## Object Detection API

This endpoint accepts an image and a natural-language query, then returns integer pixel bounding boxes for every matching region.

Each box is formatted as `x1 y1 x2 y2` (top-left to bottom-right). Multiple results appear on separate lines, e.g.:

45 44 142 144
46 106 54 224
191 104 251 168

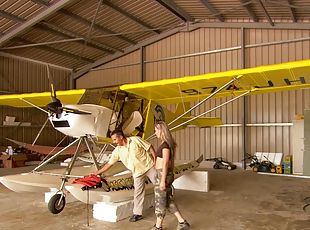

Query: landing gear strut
33 136 100 214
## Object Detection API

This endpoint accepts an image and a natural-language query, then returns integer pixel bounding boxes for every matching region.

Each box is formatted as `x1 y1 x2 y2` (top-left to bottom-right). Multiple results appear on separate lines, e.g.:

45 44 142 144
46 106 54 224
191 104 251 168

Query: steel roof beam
0 10 26 22
37 22 117 54
59 9 136 45
30 0 50 6
101 0 160 34
266 0 296 22
0 0 75 46
286 0 297 22
256 0 274 26
155 0 193 22
73 22 197 79
194 21 310 29
0 51 72 71
240 0 258 22
200 0 224 22
13 37 94 63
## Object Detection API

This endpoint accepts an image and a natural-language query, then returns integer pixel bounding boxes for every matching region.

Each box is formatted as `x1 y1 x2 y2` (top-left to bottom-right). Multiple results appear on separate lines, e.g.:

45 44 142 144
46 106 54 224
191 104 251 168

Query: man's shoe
129 214 143 222
177 220 190 230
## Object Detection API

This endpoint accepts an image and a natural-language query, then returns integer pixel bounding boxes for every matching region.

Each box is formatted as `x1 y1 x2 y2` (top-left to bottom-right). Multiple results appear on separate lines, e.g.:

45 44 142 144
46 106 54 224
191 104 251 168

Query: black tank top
156 141 170 158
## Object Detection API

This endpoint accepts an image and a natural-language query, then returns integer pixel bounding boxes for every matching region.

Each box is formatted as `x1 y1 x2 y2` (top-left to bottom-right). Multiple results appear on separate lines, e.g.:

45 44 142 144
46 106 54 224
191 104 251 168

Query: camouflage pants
154 170 179 219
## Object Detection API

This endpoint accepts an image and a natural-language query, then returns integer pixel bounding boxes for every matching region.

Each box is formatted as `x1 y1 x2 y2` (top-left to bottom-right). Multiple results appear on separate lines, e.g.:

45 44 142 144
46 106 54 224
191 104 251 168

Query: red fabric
72 175 101 187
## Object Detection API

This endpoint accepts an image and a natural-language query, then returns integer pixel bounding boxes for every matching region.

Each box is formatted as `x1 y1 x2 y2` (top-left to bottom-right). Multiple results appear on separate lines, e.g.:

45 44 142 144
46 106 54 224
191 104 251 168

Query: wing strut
170 89 253 132
20 98 49 114
32 137 81 172
169 75 242 127
32 117 50 145
83 135 100 170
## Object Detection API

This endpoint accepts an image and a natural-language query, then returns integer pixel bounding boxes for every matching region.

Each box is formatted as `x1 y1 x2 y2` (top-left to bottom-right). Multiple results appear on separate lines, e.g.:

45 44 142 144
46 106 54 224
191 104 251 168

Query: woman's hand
159 181 166 191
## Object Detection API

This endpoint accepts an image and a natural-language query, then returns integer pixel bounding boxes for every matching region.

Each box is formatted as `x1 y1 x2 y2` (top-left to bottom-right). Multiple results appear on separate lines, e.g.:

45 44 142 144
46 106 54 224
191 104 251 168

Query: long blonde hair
155 121 177 152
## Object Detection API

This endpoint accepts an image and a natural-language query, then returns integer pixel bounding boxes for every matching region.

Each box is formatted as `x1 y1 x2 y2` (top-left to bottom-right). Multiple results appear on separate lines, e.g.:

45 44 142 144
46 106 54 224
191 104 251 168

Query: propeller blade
46 64 59 104
45 65 91 116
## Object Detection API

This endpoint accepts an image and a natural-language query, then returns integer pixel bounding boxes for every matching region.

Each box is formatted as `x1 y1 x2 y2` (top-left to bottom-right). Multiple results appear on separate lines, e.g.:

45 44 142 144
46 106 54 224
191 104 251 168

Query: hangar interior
0 1 310 229
1 0 310 165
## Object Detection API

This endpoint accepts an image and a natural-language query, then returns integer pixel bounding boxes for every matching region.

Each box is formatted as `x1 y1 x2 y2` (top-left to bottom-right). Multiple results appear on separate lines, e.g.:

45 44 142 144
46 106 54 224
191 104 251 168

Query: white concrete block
173 171 209 192
93 193 154 222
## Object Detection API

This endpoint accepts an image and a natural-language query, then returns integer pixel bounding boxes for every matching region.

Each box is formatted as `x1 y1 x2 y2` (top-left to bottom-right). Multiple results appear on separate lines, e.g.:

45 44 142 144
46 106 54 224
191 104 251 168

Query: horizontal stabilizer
96 137 113 144
184 117 223 127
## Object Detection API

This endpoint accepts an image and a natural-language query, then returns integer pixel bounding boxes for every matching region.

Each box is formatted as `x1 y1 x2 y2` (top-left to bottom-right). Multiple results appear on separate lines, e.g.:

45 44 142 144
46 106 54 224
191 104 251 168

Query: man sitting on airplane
93 129 157 222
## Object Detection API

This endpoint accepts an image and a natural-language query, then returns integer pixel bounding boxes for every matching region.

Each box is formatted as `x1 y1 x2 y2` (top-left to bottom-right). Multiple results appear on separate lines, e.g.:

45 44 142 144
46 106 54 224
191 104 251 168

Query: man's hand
90 170 101 176
90 172 106 179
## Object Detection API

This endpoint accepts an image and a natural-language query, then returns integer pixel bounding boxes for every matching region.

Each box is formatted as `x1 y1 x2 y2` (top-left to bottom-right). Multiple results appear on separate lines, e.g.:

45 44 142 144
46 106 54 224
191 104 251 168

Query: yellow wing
0 89 86 107
121 59 310 104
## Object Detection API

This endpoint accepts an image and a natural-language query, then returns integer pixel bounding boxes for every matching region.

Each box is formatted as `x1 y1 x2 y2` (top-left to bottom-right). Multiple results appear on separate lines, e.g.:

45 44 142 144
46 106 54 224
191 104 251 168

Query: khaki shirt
108 136 154 177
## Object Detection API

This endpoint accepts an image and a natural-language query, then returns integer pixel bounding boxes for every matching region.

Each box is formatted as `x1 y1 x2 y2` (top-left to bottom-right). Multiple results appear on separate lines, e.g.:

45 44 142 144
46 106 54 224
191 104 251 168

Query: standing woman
152 121 190 230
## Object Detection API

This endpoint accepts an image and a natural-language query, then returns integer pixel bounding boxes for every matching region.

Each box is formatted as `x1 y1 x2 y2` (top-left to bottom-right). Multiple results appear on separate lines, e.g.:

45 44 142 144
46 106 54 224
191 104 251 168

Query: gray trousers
133 166 157 215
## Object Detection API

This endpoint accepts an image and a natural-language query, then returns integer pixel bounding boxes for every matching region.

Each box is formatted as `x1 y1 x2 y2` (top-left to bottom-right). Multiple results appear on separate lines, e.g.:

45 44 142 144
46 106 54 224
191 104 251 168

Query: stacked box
283 155 292 174
0 154 27 168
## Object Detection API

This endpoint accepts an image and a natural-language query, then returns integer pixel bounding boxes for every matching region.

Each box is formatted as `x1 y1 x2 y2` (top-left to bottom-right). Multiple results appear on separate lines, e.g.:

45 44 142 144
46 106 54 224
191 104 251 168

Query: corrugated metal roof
0 0 310 71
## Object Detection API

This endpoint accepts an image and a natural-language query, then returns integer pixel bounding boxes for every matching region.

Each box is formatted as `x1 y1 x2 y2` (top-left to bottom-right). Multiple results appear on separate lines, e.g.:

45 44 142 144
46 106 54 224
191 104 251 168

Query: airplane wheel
213 164 220 169
48 194 66 214
227 166 232 170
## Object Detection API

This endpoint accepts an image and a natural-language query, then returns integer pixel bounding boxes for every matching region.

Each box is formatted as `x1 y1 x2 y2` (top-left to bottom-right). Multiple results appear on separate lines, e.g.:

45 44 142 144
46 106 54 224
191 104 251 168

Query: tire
213 164 220 169
48 194 66 214
227 166 232 170
259 163 271 172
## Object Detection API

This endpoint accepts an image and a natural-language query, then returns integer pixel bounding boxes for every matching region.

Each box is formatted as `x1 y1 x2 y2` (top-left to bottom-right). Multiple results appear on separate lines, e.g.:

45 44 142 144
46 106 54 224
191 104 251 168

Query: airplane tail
142 101 223 139
196 155 203 164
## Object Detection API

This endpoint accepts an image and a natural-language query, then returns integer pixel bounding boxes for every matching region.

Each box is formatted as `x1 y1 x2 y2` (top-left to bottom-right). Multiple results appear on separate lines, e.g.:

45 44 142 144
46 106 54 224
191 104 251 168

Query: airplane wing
1 60 309 107
120 59 310 104
0 89 85 107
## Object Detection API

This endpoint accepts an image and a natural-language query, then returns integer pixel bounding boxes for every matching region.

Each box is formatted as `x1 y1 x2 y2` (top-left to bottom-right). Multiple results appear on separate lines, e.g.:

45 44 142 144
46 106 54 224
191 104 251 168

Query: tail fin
196 155 203 164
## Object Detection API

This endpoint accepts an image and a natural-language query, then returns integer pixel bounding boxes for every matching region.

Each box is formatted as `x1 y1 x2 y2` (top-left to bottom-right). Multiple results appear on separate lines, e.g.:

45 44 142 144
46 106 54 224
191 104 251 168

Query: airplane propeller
46 65 91 117
47 96 63 115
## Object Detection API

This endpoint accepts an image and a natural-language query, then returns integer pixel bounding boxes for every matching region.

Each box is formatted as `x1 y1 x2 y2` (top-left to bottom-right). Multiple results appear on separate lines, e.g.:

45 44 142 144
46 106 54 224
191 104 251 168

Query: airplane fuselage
49 104 116 138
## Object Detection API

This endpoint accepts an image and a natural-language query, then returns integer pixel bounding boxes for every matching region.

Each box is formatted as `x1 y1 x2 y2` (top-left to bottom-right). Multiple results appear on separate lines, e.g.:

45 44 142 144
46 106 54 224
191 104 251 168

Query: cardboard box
283 155 292 163
0 154 27 168
5 116 15 122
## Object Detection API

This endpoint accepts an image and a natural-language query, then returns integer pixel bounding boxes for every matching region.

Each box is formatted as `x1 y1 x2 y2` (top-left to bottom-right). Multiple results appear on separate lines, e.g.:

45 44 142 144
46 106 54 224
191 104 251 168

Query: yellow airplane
0 59 309 214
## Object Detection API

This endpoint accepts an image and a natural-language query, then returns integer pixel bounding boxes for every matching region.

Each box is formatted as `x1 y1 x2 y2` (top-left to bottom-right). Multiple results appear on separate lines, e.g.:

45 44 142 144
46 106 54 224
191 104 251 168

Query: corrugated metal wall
77 51 141 88
78 26 310 163
0 56 72 147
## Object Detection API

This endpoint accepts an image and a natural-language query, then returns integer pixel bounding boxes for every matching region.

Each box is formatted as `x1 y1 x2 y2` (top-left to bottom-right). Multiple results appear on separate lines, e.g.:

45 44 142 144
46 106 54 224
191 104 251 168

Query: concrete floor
0 166 310 230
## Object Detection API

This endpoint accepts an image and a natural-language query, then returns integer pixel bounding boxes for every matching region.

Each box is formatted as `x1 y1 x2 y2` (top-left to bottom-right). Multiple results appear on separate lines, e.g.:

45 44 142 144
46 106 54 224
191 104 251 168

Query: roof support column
140 46 146 82
241 27 248 170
